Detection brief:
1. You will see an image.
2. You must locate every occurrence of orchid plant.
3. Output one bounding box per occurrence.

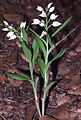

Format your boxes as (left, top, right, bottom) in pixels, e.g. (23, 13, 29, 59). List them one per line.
(2, 2, 77, 119)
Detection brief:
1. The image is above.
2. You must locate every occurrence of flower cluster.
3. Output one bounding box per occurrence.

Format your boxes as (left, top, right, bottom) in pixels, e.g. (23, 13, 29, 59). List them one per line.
(2, 21, 26, 40)
(32, 2, 61, 28)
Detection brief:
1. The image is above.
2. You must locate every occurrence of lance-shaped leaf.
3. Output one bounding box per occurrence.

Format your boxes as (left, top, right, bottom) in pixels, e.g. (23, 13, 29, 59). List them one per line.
(48, 45, 55, 55)
(7, 72, 30, 80)
(22, 28, 28, 45)
(44, 81, 56, 97)
(45, 72, 49, 86)
(51, 48, 68, 63)
(37, 58, 45, 78)
(29, 28, 46, 58)
(52, 16, 72, 37)
(34, 34, 46, 58)
(45, 48, 68, 73)
(47, 34, 52, 46)
(6, 72, 34, 85)
(21, 41, 32, 61)
(32, 40, 39, 67)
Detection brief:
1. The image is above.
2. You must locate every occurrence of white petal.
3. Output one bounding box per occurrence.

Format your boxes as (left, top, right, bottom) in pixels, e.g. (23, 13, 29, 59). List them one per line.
(36, 6, 43, 11)
(2, 28, 9, 31)
(47, 2, 53, 9)
(49, 7, 55, 13)
(3, 21, 8, 25)
(32, 19, 40, 25)
(9, 34, 16, 40)
(50, 14, 58, 20)
(20, 21, 26, 28)
(8, 26, 13, 29)
(39, 11, 46, 17)
(52, 21, 62, 27)
(40, 31, 47, 38)
(39, 20, 45, 27)
(7, 31, 14, 37)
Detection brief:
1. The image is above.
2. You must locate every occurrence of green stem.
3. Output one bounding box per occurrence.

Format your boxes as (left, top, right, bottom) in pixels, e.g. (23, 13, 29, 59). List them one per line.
(30, 62, 41, 117)
(33, 86, 42, 117)
(42, 33, 49, 116)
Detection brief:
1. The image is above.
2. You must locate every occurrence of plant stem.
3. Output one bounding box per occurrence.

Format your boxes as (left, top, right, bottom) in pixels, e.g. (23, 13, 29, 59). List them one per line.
(33, 87, 42, 117)
(42, 20, 49, 116)
(30, 62, 41, 117)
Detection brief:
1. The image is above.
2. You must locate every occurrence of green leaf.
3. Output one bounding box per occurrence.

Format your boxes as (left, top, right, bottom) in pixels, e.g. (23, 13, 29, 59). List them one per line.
(45, 72, 49, 86)
(29, 28, 46, 58)
(37, 58, 45, 78)
(34, 35, 46, 58)
(54, 27, 78, 48)
(15, 33, 23, 41)
(35, 77, 39, 85)
(50, 48, 68, 63)
(52, 16, 72, 37)
(44, 81, 56, 97)
(47, 34, 52, 46)
(22, 28, 28, 45)
(21, 41, 32, 61)
(7, 72, 30, 80)
(29, 28, 47, 45)
(32, 40, 39, 67)
(7, 72, 34, 85)
(48, 45, 55, 55)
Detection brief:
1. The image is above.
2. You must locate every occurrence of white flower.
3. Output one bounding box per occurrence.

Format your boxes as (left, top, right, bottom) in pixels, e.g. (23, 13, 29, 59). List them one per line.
(40, 31, 47, 38)
(49, 7, 55, 13)
(2, 28, 9, 31)
(20, 21, 26, 28)
(47, 2, 53, 9)
(8, 26, 13, 29)
(50, 14, 58, 20)
(36, 6, 43, 11)
(39, 20, 45, 27)
(39, 11, 46, 17)
(3, 21, 8, 25)
(7, 31, 14, 37)
(52, 21, 62, 27)
(32, 19, 40, 25)
(9, 34, 16, 40)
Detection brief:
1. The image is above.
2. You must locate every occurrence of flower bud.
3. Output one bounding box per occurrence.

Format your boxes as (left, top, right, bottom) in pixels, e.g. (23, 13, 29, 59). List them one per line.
(32, 19, 40, 25)
(50, 14, 58, 20)
(47, 2, 53, 9)
(52, 21, 61, 27)
(49, 7, 55, 13)
(36, 6, 43, 11)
